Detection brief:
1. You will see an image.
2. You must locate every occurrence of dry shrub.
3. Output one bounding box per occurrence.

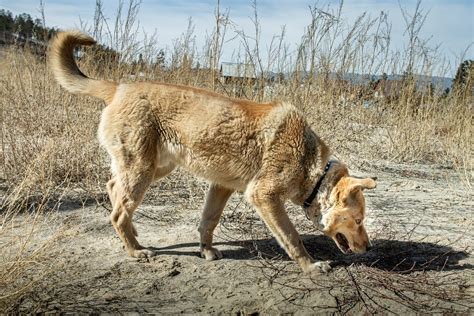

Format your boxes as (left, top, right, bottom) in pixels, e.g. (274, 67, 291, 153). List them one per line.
(0, 0, 472, 311)
(0, 46, 107, 309)
(0, 193, 74, 311)
(1, 48, 107, 193)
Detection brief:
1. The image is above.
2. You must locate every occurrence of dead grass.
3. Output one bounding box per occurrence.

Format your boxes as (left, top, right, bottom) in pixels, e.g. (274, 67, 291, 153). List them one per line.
(0, 195, 73, 311)
(0, 0, 472, 312)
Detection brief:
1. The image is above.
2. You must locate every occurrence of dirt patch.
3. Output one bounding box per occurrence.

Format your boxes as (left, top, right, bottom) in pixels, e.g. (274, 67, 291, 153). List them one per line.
(1, 161, 472, 314)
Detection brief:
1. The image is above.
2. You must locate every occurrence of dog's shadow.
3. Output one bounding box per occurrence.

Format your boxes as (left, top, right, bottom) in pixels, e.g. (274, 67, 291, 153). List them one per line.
(301, 234, 471, 272)
(150, 234, 471, 273)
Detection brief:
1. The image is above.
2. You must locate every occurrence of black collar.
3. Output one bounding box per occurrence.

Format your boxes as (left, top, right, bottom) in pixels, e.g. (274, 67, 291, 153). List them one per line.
(303, 161, 332, 208)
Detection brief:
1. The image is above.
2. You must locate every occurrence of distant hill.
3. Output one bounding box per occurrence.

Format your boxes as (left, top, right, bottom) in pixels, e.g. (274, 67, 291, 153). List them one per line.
(262, 70, 453, 92)
(345, 73, 453, 91)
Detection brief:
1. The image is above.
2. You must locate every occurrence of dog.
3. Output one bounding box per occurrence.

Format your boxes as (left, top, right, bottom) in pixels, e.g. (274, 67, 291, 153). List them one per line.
(49, 30, 376, 273)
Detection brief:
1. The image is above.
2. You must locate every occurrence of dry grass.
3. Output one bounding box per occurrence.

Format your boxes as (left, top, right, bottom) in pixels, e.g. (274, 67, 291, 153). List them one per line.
(0, 0, 472, 311)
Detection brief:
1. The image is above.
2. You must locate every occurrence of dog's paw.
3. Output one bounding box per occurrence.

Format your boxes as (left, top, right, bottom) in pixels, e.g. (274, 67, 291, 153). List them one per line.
(313, 260, 332, 273)
(130, 248, 155, 258)
(303, 260, 332, 273)
(200, 247, 223, 261)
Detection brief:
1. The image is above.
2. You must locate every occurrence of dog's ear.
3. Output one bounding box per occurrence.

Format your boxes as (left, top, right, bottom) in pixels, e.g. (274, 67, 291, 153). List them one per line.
(337, 177, 376, 205)
(347, 177, 376, 194)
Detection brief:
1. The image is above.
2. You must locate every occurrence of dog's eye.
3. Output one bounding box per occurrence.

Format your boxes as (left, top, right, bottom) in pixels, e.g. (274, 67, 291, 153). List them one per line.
(355, 219, 362, 225)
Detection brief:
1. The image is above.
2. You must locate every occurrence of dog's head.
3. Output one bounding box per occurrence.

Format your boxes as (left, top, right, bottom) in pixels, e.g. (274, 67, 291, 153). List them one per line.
(320, 176, 376, 254)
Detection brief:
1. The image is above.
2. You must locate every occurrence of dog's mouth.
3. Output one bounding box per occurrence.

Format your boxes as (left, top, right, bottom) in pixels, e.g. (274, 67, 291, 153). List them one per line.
(335, 233, 351, 253)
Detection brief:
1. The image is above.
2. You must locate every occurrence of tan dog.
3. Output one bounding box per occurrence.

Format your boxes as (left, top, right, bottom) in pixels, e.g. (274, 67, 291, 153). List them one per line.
(49, 31, 376, 273)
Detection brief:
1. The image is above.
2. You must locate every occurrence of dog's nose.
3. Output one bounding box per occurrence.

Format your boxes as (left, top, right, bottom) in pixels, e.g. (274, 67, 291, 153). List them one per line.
(366, 245, 372, 251)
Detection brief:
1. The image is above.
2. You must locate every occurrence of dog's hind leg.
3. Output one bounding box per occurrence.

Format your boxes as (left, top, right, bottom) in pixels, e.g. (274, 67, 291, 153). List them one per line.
(108, 162, 175, 241)
(198, 183, 233, 260)
(107, 177, 140, 237)
(109, 164, 155, 258)
(106, 177, 117, 207)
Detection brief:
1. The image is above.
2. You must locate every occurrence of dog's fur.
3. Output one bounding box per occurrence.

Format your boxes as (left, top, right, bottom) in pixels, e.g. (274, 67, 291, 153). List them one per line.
(49, 31, 376, 273)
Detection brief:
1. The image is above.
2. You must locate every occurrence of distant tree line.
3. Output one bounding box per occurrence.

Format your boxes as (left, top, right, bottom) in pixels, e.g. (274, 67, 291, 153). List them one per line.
(0, 9, 58, 42)
(452, 59, 473, 99)
(0, 9, 118, 63)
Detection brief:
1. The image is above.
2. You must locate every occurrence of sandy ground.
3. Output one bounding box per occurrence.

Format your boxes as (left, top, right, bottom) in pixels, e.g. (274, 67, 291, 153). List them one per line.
(1, 160, 473, 314)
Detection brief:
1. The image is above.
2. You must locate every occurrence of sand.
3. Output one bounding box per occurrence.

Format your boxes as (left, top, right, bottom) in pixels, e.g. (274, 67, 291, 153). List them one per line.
(1, 160, 472, 314)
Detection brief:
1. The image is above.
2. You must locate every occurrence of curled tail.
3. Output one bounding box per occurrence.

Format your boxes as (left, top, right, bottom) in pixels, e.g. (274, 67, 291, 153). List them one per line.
(49, 30, 117, 104)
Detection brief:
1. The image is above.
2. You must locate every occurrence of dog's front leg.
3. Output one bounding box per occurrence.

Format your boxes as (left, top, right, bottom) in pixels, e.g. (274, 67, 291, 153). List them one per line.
(198, 184, 234, 260)
(249, 189, 331, 273)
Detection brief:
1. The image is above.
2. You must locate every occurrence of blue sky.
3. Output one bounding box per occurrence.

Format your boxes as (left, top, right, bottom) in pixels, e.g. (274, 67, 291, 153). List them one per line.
(1, 0, 473, 76)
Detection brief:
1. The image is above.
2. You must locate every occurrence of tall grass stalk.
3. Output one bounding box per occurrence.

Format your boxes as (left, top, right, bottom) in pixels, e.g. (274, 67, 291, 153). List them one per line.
(0, 0, 472, 308)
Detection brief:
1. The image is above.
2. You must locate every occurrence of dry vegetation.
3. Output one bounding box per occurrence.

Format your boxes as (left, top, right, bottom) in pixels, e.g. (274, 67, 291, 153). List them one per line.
(0, 0, 472, 313)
